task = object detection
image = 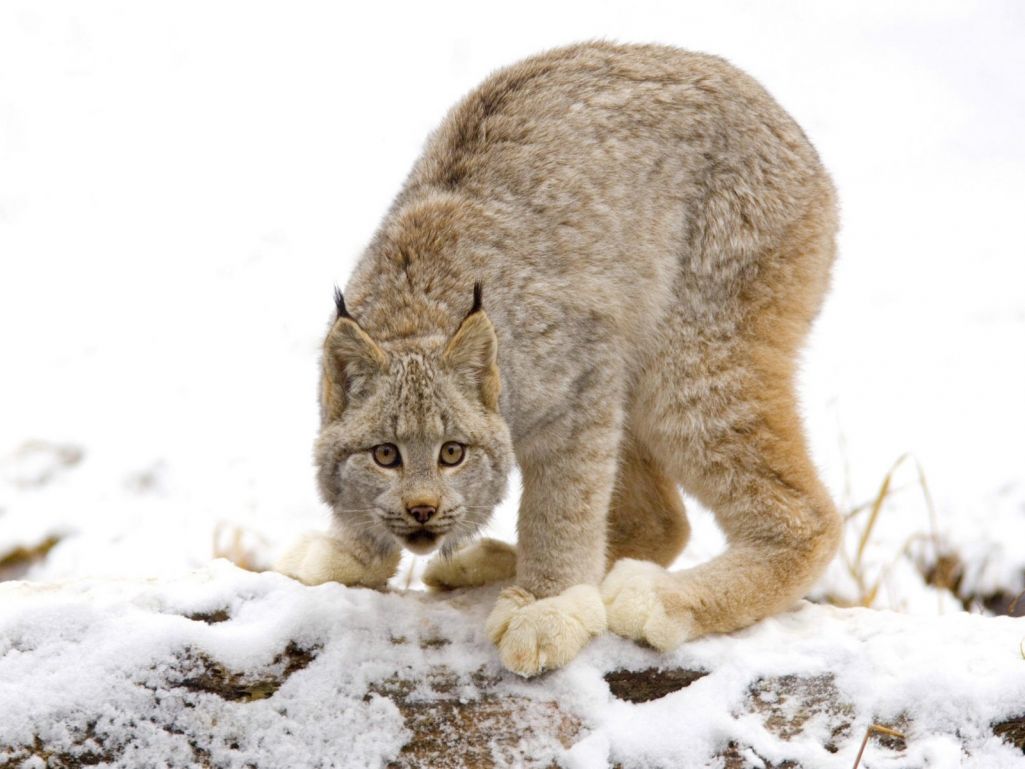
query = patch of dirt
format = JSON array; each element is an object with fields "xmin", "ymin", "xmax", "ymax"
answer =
[
  {"xmin": 924, "ymin": 552, "xmax": 964, "ymax": 596},
  {"xmin": 0, "ymin": 720, "xmax": 220, "ymax": 769},
  {"xmin": 739, "ymin": 675, "xmax": 909, "ymax": 766},
  {"xmin": 871, "ymin": 716, "xmax": 910, "ymax": 752},
  {"xmin": 719, "ymin": 743, "xmax": 800, "ymax": 769},
  {"xmin": 0, "ymin": 533, "xmax": 62, "ymax": 581},
  {"xmin": 994, "ymin": 715, "xmax": 1025, "ymax": 753},
  {"xmin": 920, "ymin": 551, "xmax": 1025, "ymax": 617},
  {"xmin": 183, "ymin": 608, "xmax": 232, "ymax": 624},
  {"xmin": 0, "ymin": 643, "xmax": 317, "ymax": 768},
  {"xmin": 603, "ymin": 667, "xmax": 708, "ymax": 703},
  {"xmin": 174, "ymin": 641, "xmax": 317, "ymax": 702},
  {"xmin": 419, "ymin": 635, "xmax": 451, "ymax": 649},
  {"xmin": 747, "ymin": 674, "xmax": 855, "ymax": 750},
  {"xmin": 0, "ymin": 724, "xmax": 115, "ymax": 769},
  {"xmin": 372, "ymin": 667, "xmax": 579, "ymax": 769},
  {"xmin": 983, "ymin": 589, "xmax": 1025, "ymax": 618}
]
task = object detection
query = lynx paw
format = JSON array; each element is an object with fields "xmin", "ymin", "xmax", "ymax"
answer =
[
  {"xmin": 273, "ymin": 532, "xmax": 399, "ymax": 588},
  {"xmin": 601, "ymin": 559, "xmax": 693, "ymax": 652},
  {"xmin": 422, "ymin": 538, "xmax": 517, "ymax": 590},
  {"xmin": 484, "ymin": 584, "xmax": 606, "ymax": 677}
]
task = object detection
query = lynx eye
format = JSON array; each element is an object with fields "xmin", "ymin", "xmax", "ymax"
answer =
[
  {"xmin": 371, "ymin": 443, "xmax": 401, "ymax": 468},
  {"xmin": 439, "ymin": 441, "xmax": 466, "ymax": 467}
]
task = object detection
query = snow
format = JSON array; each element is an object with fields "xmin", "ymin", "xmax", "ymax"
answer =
[
  {"xmin": 0, "ymin": 564, "xmax": 411, "ymax": 767},
  {"xmin": 2, "ymin": 0, "xmax": 1024, "ymax": 766},
  {"xmin": 1, "ymin": 1, "xmax": 1023, "ymax": 603},
  {"xmin": 2, "ymin": 561, "xmax": 1024, "ymax": 767}
]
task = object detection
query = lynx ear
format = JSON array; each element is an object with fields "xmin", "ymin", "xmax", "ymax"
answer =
[
  {"xmin": 321, "ymin": 289, "xmax": 388, "ymax": 422},
  {"xmin": 443, "ymin": 283, "xmax": 501, "ymax": 411}
]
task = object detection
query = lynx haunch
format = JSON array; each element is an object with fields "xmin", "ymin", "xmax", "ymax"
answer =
[{"xmin": 276, "ymin": 42, "xmax": 842, "ymax": 676}]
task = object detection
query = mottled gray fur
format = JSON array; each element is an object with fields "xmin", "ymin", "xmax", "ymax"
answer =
[{"xmin": 277, "ymin": 42, "xmax": 842, "ymax": 676}]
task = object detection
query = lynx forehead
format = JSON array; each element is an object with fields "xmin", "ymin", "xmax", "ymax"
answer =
[{"xmin": 276, "ymin": 42, "xmax": 842, "ymax": 677}]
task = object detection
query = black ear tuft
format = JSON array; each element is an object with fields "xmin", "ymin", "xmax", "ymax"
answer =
[
  {"xmin": 334, "ymin": 285, "xmax": 351, "ymax": 320},
  {"xmin": 470, "ymin": 281, "xmax": 483, "ymax": 316}
]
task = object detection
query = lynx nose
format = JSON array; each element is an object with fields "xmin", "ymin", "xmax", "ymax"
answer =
[{"xmin": 407, "ymin": 505, "xmax": 436, "ymax": 524}]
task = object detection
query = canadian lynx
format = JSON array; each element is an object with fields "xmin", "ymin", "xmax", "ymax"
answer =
[{"xmin": 276, "ymin": 42, "xmax": 841, "ymax": 676}]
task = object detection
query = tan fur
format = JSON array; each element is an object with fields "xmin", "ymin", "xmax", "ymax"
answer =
[
  {"xmin": 275, "ymin": 530, "xmax": 401, "ymax": 589},
  {"xmin": 422, "ymin": 538, "xmax": 516, "ymax": 589},
  {"xmin": 606, "ymin": 435, "xmax": 690, "ymax": 569},
  {"xmin": 442, "ymin": 310, "xmax": 501, "ymax": 411},
  {"xmin": 277, "ymin": 42, "xmax": 842, "ymax": 675},
  {"xmin": 322, "ymin": 317, "xmax": 389, "ymax": 421}
]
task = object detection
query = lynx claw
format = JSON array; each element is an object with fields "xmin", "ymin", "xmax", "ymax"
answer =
[
  {"xmin": 273, "ymin": 532, "xmax": 399, "ymax": 588},
  {"xmin": 485, "ymin": 584, "xmax": 606, "ymax": 677},
  {"xmin": 423, "ymin": 538, "xmax": 517, "ymax": 590},
  {"xmin": 601, "ymin": 559, "xmax": 693, "ymax": 652}
]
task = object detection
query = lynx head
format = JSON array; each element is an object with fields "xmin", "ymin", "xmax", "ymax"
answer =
[{"xmin": 314, "ymin": 284, "xmax": 513, "ymax": 556}]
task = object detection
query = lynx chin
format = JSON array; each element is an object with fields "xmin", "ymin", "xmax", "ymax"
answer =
[{"xmin": 275, "ymin": 42, "xmax": 842, "ymax": 677}]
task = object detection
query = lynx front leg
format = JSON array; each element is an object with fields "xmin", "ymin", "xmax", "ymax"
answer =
[
  {"xmin": 423, "ymin": 538, "xmax": 517, "ymax": 590},
  {"xmin": 486, "ymin": 400, "xmax": 621, "ymax": 676},
  {"xmin": 274, "ymin": 529, "xmax": 400, "ymax": 589},
  {"xmin": 485, "ymin": 584, "xmax": 606, "ymax": 675}
]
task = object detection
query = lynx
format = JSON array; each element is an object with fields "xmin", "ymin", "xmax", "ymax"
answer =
[{"xmin": 275, "ymin": 42, "xmax": 842, "ymax": 676}]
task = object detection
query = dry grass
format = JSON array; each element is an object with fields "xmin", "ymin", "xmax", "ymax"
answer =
[
  {"xmin": 832, "ymin": 453, "xmax": 943, "ymax": 609},
  {"xmin": 834, "ymin": 454, "xmax": 1025, "ymax": 618},
  {"xmin": 851, "ymin": 724, "xmax": 907, "ymax": 769},
  {"xmin": 212, "ymin": 521, "xmax": 270, "ymax": 572}
]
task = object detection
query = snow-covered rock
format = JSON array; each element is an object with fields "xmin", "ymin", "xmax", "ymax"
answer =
[{"xmin": 2, "ymin": 561, "xmax": 1023, "ymax": 768}]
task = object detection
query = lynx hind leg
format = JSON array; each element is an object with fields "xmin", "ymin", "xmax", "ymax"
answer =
[
  {"xmin": 604, "ymin": 395, "xmax": 841, "ymax": 649},
  {"xmin": 606, "ymin": 436, "xmax": 690, "ymax": 570},
  {"xmin": 601, "ymin": 557, "xmax": 694, "ymax": 650},
  {"xmin": 274, "ymin": 531, "xmax": 400, "ymax": 589},
  {"xmin": 605, "ymin": 203, "xmax": 841, "ymax": 649},
  {"xmin": 423, "ymin": 538, "xmax": 517, "ymax": 590}
]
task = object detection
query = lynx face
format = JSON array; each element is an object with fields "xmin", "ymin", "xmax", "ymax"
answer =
[{"xmin": 315, "ymin": 293, "xmax": 512, "ymax": 556}]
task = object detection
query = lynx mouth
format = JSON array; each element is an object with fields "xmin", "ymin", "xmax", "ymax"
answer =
[{"xmin": 403, "ymin": 530, "xmax": 441, "ymax": 555}]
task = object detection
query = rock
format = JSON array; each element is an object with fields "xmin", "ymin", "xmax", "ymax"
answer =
[{"xmin": 2, "ymin": 562, "xmax": 1024, "ymax": 768}]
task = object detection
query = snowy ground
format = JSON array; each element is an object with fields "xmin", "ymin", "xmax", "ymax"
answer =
[
  {"xmin": 2, "ymin": 561, "xmax": 1025, "ymax": 768},
  {"xmin": 2, "ymin": 1, "xmax": 1024, "ymax": 767}
]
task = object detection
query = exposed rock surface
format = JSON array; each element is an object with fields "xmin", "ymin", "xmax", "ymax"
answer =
[{"xmin": 1, "ymin": 562, "xmax": 1023, "ymax": 768}]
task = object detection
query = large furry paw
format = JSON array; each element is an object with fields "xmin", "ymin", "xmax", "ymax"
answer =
[
  {"xmin": 422, "ymin": 538, "xmax": 517, "ymax": 590},
  {"xmin": 484, "ymin": 584, "xmax": 606, "ymax": 677},
  {"xmin": 601, "ymin": 559, "xmax": 694, "ymax": 652},
  {"xmin": 273, "ymin": 532, "xmax": 399, "ymax": 589}
]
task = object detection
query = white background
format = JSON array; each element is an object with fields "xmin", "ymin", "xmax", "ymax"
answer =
[{"xmin": 2, "ymin": 1, "xmax": 1023, "ymax": 606}]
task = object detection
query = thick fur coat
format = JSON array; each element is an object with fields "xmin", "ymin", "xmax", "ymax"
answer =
[{"xmin": 275, "ymin": 42, "xmax": 841, "ymax": 676}]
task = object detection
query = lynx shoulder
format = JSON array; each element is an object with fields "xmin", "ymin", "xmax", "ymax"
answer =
[{"xmin": 276, "ymin": 42, "xmax": 841, "ymax": 676}]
